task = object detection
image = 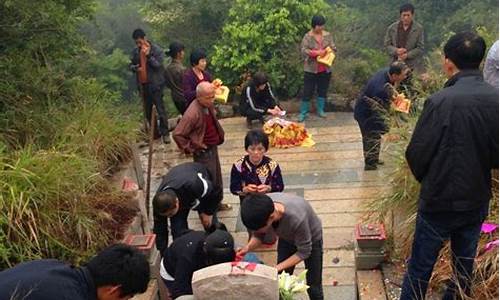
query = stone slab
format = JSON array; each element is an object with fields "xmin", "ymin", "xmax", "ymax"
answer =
[
  {"xmin": 192, "ymin": 262, "xmax": 279, "ymax": 300},
  {"xmin": 357, "ymin": 270, "xmax": 388, "ymax": 300}
]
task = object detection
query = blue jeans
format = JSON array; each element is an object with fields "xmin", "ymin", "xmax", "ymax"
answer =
[
  {"xmin": 400, "ymin": 209, "xmax": 486, "ymax": 300},
  {"xmin": 278, "ymin": 239, "xmax": 324, "ymax": 300}
]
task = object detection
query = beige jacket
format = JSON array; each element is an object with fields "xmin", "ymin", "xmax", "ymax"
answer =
[
  {"xmin": 384, "ymin": 21, "xmax": 425, "ymax": 73},
  {"xmin": 300, "ymin": 30, "xmax": 336, "ymax": 74}
]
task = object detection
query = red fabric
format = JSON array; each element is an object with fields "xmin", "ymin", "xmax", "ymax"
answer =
[
  {"xmin": 230, "ymin": 261, "xmax": 257, "ymax": 272},
  {"xmin": 203, "ymin": 112, "xmax": 220, "ymax": 146}
]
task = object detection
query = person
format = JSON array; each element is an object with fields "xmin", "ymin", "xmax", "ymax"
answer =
[
  {"xmin": 0, "ymin": 244, "xmax": 150, "ymax": 300},
  {"xmin": 299, "ymin": 15, "xmax": 337, "ymax": 122},
  {"xmin": 160, "ymin": 226, "xmax": 235, "ymax": 299},
  {"xmin": 240, "ymin": 72, "xmax": 283, "ymax": 128},
  {"xmin": 173, "ymin": 81, "xmax": 232, "ymax": 211},
  {"xmin": 400, "ymin": 32, "xmax": 499, "ymax": 300},
  {"xmin": 153, "ymin": 162, "xmax": 223, "ymax": 253},
  {"xmin": 183, "ymin": 48, "xmax": 213, "ymax": 108},
  {"xmin": 483, "ymin": 40, "xmax": 499, "ymax": 88},
  {"xmin": 237, "ymin": 193, "xmax": 323, "ymax": 300},
  {"xmin": 165, "ymin": 42, "xmax": 188, "ymax": 114},
  {"xmin": 129, "ymin": 28, "xmax": 170, "ymax": 144},
  {"xmin": 354, "ymin": 61, "xmax": 410, "ymax": 171},
  {"xmin": 384, "ymin": 3, "xmax": 425, "ymax": 75}
]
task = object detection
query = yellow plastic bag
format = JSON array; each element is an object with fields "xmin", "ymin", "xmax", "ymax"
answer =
[
  {"xmin": 214, "ymin": 86, "xmax": 230, "ymax": 103},
  {"xmin": 317, "ymin": 47, "xmax": 336, "ymax": 67}
]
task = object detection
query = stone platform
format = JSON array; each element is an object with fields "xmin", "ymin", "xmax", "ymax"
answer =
[{"xmin": 139, "ymin": 112, "xmax": 392, "ymax": 300}]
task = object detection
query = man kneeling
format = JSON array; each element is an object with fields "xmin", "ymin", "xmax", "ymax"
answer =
[{"xmin": 237, "ymin": 193, "xmax": 324, "ymax": 300}]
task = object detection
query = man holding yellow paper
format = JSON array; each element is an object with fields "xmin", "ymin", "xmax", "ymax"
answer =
[{"xmin": 299, "ymin": 15, "xmax": 337, "ymax": 122}]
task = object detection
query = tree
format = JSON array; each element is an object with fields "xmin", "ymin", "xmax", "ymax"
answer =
[{"xmin": 211, "ymin": 0, "xmax": 330, "ymax": 98}]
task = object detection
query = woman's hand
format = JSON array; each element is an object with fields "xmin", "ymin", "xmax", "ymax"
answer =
[
  {"xmin": 243, "ymin": 184, "xmax": 258, "ymax": 194},
  {"xmin": 257, "ymin": 184, "xmax": 272, "ymax": 193}
]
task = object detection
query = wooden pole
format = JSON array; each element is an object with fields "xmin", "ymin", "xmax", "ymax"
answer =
[
  {"xmin": 145, "ymin": 105, "xmax": 157, "ymax": 220},
  {"xmin": 140, "ymin": 85, "xmax": 149, "ymax": 133}
]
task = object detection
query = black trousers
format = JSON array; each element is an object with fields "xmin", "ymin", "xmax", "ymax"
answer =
[
  {"xmin": 278, "ymin": 239, "xmax": 324, "ymax": 300},
  {"xmin": 303, "ymin": 72, "xmax": 331, "ymax": 99},
  {"xmin": 142, "ymin": 83, "xmax": 168, "ymax": 136},
  {"xmin": 359, "ymin": 125, "xmax": 382, "ymax": 167}
]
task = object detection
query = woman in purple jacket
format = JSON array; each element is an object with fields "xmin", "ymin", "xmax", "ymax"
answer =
[{"xmin": 183, "ymin": 48, "xmax": 213, "ymax": 108}]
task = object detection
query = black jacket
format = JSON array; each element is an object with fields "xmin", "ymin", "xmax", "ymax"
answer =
[
  {"xmin": 240, "ymin": 82, "xmax": 278, "ymax": 116},
  {"xmin": 406, "ymin": 70, "xmax": 499, "ymax": 213},
  {"xmin": 130, "ymin": 41, "xmax": 165, "ymax": 88},
  {"xmin": 153, "ymin": 162, "xmax": 216, "ymax": 252},
  {"xmin": 0, "ymin": 259, "xmax": 97, "ymax": 300},
  {"xmin": 162, "ymin": 231, "xmax": 207, "ymax": 299},
  {"xmin": 354, "ymin": 68, "xmax": 393, "ymax": 133}
]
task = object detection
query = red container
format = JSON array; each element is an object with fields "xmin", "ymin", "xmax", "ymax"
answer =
[
  {"xmin": 355, "ymin": 223, "xmax": 386, "ymax": 249},
  {"xmin": 123, "ymin": 233, "xmax": 156, "ymax": 255}
]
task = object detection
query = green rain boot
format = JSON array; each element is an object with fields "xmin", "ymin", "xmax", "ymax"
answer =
[
  {"xmin": 298, "ymin": 99, "xmax": 310, "ymax": 122},
  {"xmin": 316, "ymin": 97, "xmax": 327, "ymax": 118}
]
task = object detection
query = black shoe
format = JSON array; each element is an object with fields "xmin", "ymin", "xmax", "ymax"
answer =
[
  {"xmin": 364, "ymin": 164, "xmax": 377, "ymax": 171},
  {"xmin": 377, "ymin": 160, "xmax": 384, "ymax": 165},
  {"xmin": 162, "ymin": 135, "xmax": 171, "ymax": 144}
]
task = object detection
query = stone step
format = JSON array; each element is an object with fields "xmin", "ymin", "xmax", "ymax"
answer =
[{"xmin": 357, "ymin": 270, "xmax": 388, "ymax": 300}]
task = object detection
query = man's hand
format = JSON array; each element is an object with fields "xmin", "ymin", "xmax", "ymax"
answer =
[
  {"xmin": 243, "ymin": 184, "xmax": 258, "ymax": 194},
  {"xmin": 199, "ymin": 213, "xmax": 213, "ymax": 230},
  {"xmin": 257, "ymin": 184, "xmax": 271, "ymax": 193},
  {"xmin": 141, "ymin": 42, "xmax": 151, "ymax": 56},
  {"xmin": 236, "ymin": 246, "xmax": 249, "ymax": 258},
  {"xmin": 398, "ymin": 52, "xmax": 408, "ymax": 61}
]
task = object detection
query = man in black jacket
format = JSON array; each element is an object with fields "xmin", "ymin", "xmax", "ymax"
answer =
[
  {"xmin": 0, "ymin": 244, "xmax": 150, "ymax": 300},
  {"xmin": 130, "ymin": 28, "xmax": 170, "ymax": 143},
  {"xmin": 400, "ymin": 32, "xmax": 499, "ymax": 300},
  {"xmin": 160, "ymin": 227, "xmax": 235, "ymax": 299},
  {"xmin": 153, "ymin": 162, "xmax": 222, "ymax": 253}
]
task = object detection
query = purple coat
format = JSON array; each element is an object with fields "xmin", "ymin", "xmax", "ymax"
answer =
[{"xmin": 182, "ymin": 68, "xmax": 213, "ymax": 108}]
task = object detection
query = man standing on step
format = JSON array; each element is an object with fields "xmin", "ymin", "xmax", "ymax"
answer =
[
  {"xmin": 130, "ymin": 28, "xmax": 170, "ymax": 144},
  {"xmin": 354, "ymin": 61, "xmax": 410, "ymax": 171},
  {"xmin": 400, "ymin": 32, "xmax": 498, "ymax": 300},
  {"xmin": 237, "ymin": 193, "xmax": 324, "ymax": 300},
  {"xmin": 173, "ymin": 81, "xmax": 232, "ymax": 212}
]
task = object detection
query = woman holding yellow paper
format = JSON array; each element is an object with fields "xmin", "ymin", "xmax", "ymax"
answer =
[{"xmin": 299, "ymin": 15, "xmax": 337, "ymax": 122}]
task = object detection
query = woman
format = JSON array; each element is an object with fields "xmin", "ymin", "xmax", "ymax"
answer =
[
  {"xmin": 165, "ymin": 42, "xmax": 187, "ymax": 114},
  {"xmin": 240, "ymin": 72, "xmax": 283, "ymax": 129},
  {"xmin": 299, "ymin": 15, "xmax": 337, "ymax": 122},
  {"xmin": 182, "ymin": 48, "xmax": 213, "ymax": 108}
]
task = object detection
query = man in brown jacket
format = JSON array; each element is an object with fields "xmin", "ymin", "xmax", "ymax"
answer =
[
  {"xmin": 173, "ymin": 81, "xmax": 231, "ymax": 211},
  {"xmin": 384, "ymin": 3, "xmax": 424, "ymax": 74}
]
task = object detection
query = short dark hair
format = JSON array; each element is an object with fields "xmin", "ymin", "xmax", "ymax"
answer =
[
  {"xmin": 388, "ymin": 61, "xmax": 409, "ymax": 75},
  {"xmin": 204, "ymin": 229, "xmax": 235, "ymax": 265},
  {"xmin": 252, "ymin": 72, "xmax": 268, "ymax": 87},
  {"xmin": 132, "ymin": 28, "xmax": 146, "ymax": 40},
  {"xmin": 311, "ymin": 15, "xmax": 326, "ymax": 28},
  {"xmin": 444, "ymin": 32, "xmax": 486, "ymax": 70},
  {"xmin": 240, "ymin": 194, "xmax": 275, "ymax": 231},
  {"xmin": 399, "ymin": 3, "xmax": 415, "ymax": 14},
  {"xmin": 244, "ymin": 129, "xmax": 269, "ymax": 151},
  {"xmin": 153, "ymin": 189, "xmax": 177, "ymax": 216},
  {"xmin": 86, "ymin": 244, "xmax": 150, "ymax": 297},
  {"xmin": 166, "ymin": 42, "xmax": 185, "ymax": 59},
  {"xmin": 190, "ymin": 48, "xmax": 207, "ymax": 66}
]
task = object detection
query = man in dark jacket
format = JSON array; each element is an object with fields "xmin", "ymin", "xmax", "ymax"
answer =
[
  {"xmin": 354, "ymin": 61, "xmax": 410, "ymax": 170},
  {"xmin": 0, "ymin": 244, "xmax": 150, "ymax": 300},
  {"xmin": 153, "ymin": 162, "xmax": 223, "ymax": 253},
  {"xmin": 130, "ymin": 28, "xmax": 170, "ymax": 143},
  {"xmin": 400, "ymin": 32, "xmax": 499, "ymax": 300},
  {"xmin": 160, "ymin": 227, "xmax": 235, "ymax": 299}
]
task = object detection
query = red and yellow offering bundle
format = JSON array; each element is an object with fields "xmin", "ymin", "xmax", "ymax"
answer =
[
  {"xmin": 392, "ymin": 92, "xmax": 411, "ymax": 114},
  {"xmin": 263, "ymin": 118, "xmax": 315, "ymax": 148}
]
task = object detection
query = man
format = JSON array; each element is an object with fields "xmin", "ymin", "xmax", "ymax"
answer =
[
  {"xmin": 130, "ymin": 28, "xmax": 170, "ymax": 144},
  {"xmin": 0, "ymin": 244, "xmax": 150, "ymax": 300},
  {"xmin": 483, "ymin": 40, "xmax": 499, "ymax": 88},
  {"xmin": 384, "ymin": 3, "xmax": 424, "ymax": 75},
  {"xmin": 153, "ymin": 162, "xmax": 222, "ymax": 253},
  {"xmin": 400, "ymin": 32, "xmax": 499, "ymax": 300},
  {"xmin": 237, "ymin": 193, "xmax": 323, "ymax": 300},
  {"xmin": 160, "ymin": 227, "xmax": 235, "ymax": 299},
  {"xmin": 173, "ymin": 81, "xmax": 231, "ymax": 211},
  {"xmin": 354, "ymin": 61, "xmax": 410, "ymax": 170}
]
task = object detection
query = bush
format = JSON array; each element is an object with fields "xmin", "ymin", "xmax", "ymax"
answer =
[{"xmin": 211, "ymin": 0, "xmax": 330, "ymax": 98}]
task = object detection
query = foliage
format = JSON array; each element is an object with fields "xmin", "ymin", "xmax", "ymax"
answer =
[{"xmin": 211, "ymin": 0, "xmax": 330, "ymax": 98}]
